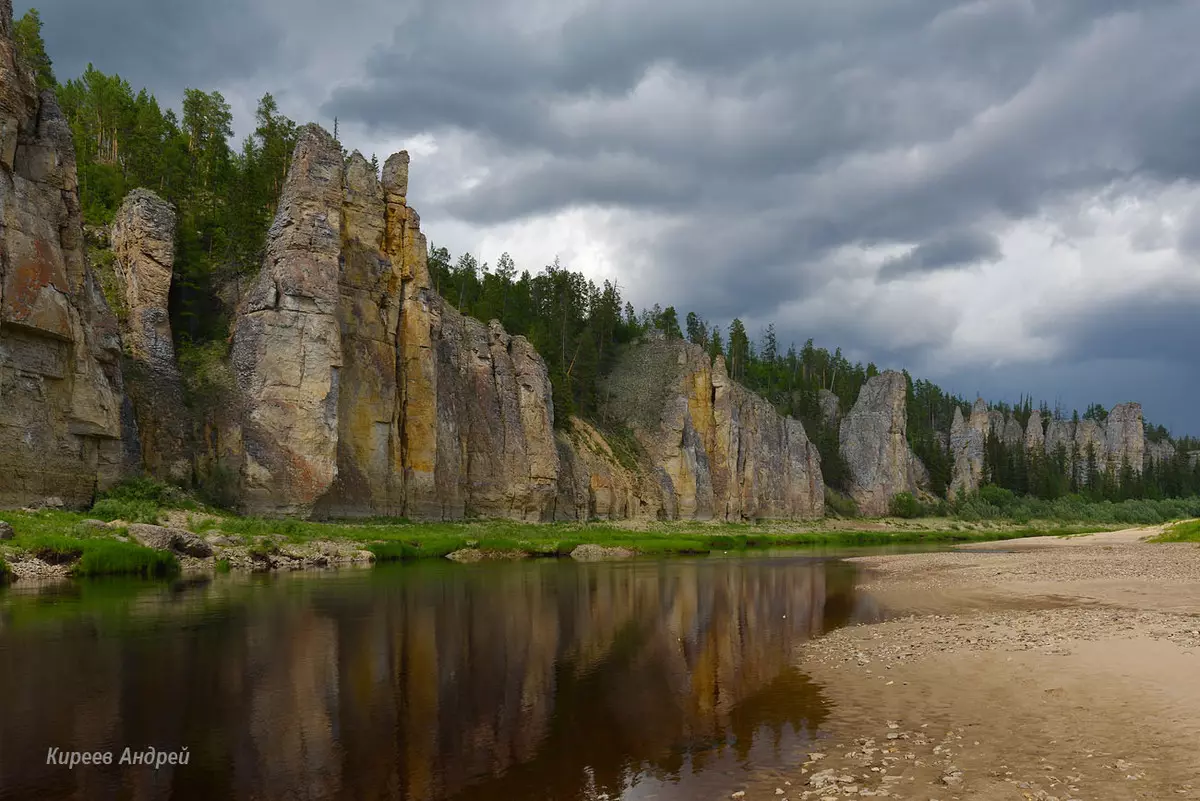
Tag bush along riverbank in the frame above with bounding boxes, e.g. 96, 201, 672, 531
1, 479, 1196, 581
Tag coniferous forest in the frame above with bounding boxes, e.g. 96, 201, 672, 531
14, 8, 1200, 511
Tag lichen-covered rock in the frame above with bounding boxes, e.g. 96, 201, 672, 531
0, 5, 126, 508
111, 189, 191, 482
838, 371, 925, 516
128, 523, 212, 557
600, 339, 823, 520
949, 399, 989, 496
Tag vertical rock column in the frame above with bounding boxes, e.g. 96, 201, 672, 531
230, 125, 344, 516
838, 371, 924, 516
111, 189, 192, 482
1, 0, 125, 508
383, 152, 442, 518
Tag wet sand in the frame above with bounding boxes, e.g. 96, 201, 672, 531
741, 525, 1200, 800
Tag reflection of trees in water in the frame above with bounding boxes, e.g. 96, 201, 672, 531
0, 557, 865, 801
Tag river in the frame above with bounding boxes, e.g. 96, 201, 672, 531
0, 552, 885, 800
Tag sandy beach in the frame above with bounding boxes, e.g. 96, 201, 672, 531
740, 525, 1200, 800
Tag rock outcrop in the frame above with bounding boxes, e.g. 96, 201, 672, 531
111, 189, 191, 482
837, 371, 926, 516
0, 3, 126, 507
1024, 412, 1044, 452
1103, 402, 1144, 474
817, 389, 840, 429
1044, 418, 1075, 459
600, 338, 824, 520
229, 129, 558, 519
554, 417, 657, 521
1002, 415, 1024, 449
1145, 438, 1175, 467
949, 399, 989, 495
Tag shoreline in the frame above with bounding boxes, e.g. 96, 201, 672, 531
0, 509, 1131, 584
734, 524, 1200, 800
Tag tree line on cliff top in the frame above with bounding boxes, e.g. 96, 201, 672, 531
15, 9, 1200, 506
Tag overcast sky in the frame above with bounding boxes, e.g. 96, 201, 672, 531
24, 0, 1200, 433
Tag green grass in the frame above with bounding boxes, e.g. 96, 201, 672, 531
0, 557, 10, 584
1151, 519, 1200, 542
0, 514, 179, 578
74, 541, 180, 578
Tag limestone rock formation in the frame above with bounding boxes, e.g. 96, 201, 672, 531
0, 3, 126, 507
111, 189, 191, 482
229, 130, 559, 519
837, 371, 925, 516
949, 400, 990, 495
1043, 418, 1075, 459
1024, 412, 1044, 452
1104, 402, 1145, 474
817, 389, 840, 429
1073, 419, 1104, 482
600, 339, 824, 520
1145, 437, 1175, 467
1002, 415, 1024, 449
554, 417, 658, 521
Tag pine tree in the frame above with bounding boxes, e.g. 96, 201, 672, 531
13, 9, 55, 90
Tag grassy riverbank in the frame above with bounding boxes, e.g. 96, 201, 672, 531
1153, 519, 1200, 542
2, 477, 1196, 580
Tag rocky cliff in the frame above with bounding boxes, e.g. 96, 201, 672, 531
837, 371, 926, 516
599, 336, 824, 520
229, 127, 559, 519
111, 189, 191, 482
0, 3, 126, 507
948, 400, 1147, 494
949, 399, 989, 495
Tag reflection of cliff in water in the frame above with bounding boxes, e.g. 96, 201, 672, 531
0, 556, 875, 801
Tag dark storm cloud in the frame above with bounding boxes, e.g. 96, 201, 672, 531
20, 0, 280, 99
877, 231, 1003, 282
22, 0, 1200, 429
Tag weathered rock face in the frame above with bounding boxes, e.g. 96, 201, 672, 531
949, 399, 989, 496
1043, 418, 1075, 459
111, 189, 191, 482
1073, 419, 1104, 483
600, 339, 824, 520
0, 4, 126, 507
1104, 402, 1144, 474
230, 130, 559, 519
837, 371, 925, 516
1145, 437, 1175, 467
1024, 412, 1044, 452
231, 127, 344, 516
554, 417, 659, 521
1002, 415, 1024, 449
817, 389, 840, 429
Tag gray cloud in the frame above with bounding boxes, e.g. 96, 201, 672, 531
877, 230, 1003, 282
21, 0, 1200, 432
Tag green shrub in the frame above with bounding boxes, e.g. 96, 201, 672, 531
197, 463, 239, 510
888, 492, 924, 519
214, 558, 232, 573
90, 498, 161, 524
824, 488, 858, 518
0, 557, 11, 584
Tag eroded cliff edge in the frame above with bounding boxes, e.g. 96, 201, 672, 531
0, 0, 126, 507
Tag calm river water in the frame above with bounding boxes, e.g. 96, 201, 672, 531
0, 553, 884, 801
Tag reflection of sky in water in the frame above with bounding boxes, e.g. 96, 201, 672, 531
0, 554, 880, 801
